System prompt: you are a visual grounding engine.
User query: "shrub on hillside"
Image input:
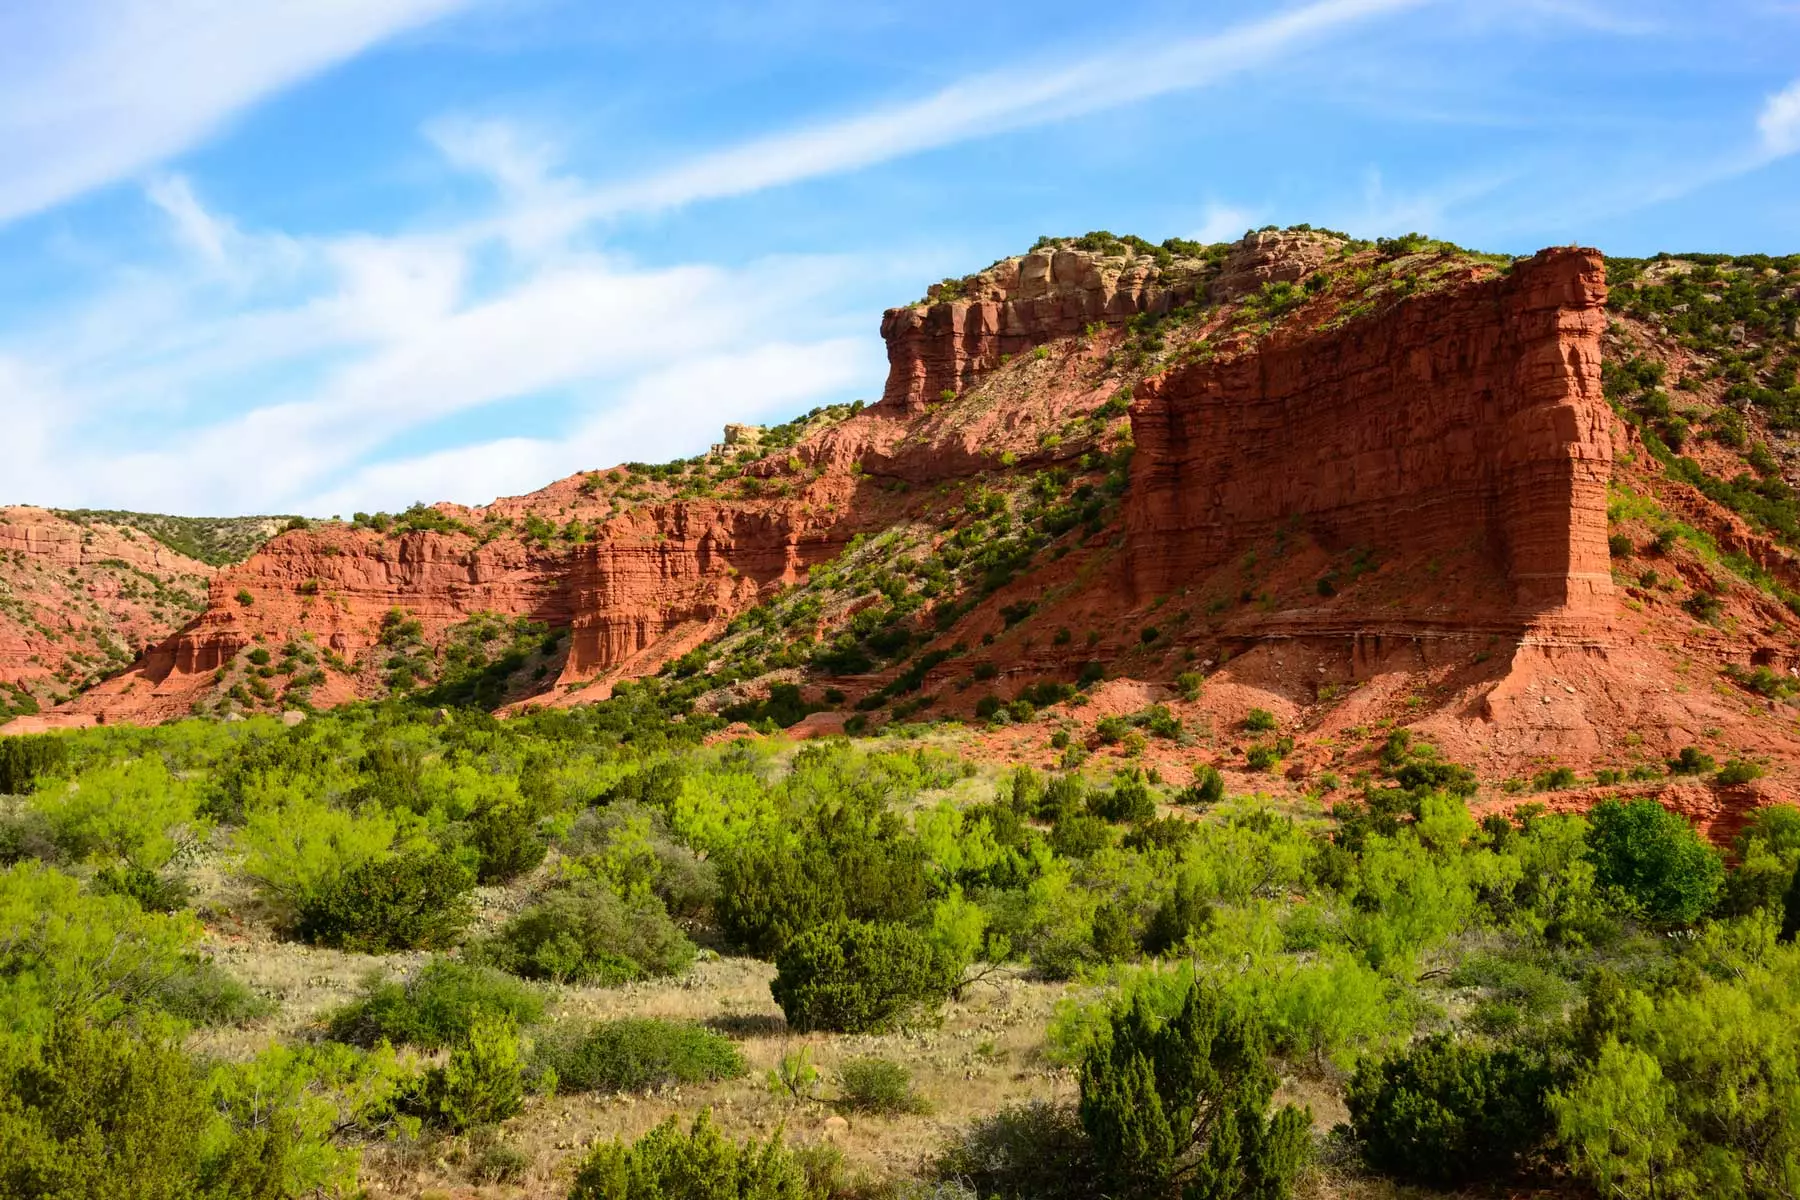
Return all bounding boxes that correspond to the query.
[1584,798,1724,925]
[294,848,475,952]
[469,877,695,984]
[569,1111,818,1200]
[933,1101,1095,1200]
[717,823,929,958]
[0,1017,344,1198]
[1087,771,1156,824]
[770,919,962,1034]
[411,1012,524,1132]
[528,1018,745,1094]
[837,1056,930,1115]
[1347,1034,1555,1187]
[0,734,67,795]
[469,798,549,884]
[1078,983,1308,1199]
[327,957,545,1049]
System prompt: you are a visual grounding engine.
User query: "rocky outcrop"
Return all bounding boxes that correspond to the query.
[879,247,1205,414]
[1125,246,1613,634]
[557,500,857,690]
[877,231,1347,416]
[0,508,212,705]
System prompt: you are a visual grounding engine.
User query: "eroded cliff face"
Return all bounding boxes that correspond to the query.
[1125,246,1614,636]
[0,508,212,712]
[556,499,860,694]
[879,246,1202,415]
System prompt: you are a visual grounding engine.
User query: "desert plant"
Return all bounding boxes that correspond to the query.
[569,1111,818,1200]
[837,1056,930,1115]
[1078,982,1309,1198]
[1585,798,1724,925]
[767,1044,820,1101]
[471,877,695,984]
[326,958,545,1049]
[529,1018,745,1094]
[415,1013,524,1131]
[770,919,961,1034]
[1346,1034,1555,1187]
[294,849,474,953]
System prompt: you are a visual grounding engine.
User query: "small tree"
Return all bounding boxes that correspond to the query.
[1346,1034,1554,1186]
[569,1110,816,1200]
[1078,983,1309,1199]
[770,919,960,1034]
[1585,799,1723,926]
[419,1013,524,1131]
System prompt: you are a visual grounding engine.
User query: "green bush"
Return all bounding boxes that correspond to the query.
[327,957,545,1049]
[529,1018,745,1094]
[0,734,67,795]
[294,848,475,952]
[1585,798,1724,925]
[1243,708,1278,733]
[717,818,928,958]
[1347,1034,1555,1186]
[1087,771,1156,823]
[1078,983,1308,1198]
[471,877,695,984]
[414,1012,524,1132]
[469,798,549,883]
[1180,765,1225,807]
[933,1101,1094,1200]
[569,1110,819,1200]
[150,956,274,1027]
[0,1018,345,1199]
[836,1056,930,1115]
[1668,745,1716,775]
[770,919,961,1034]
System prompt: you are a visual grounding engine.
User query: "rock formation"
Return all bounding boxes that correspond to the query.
[879,246,1207,414]
[1126,246,1613,636]
[0,508,212,711]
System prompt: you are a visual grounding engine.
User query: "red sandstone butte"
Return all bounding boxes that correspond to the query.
[1126,247,1613,637]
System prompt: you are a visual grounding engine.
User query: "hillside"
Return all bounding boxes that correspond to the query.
[7,227,1800,1200]
[0,507,216,718]
[15,228,1800,820]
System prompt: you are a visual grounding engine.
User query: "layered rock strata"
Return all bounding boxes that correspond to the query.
[1124,246,1613,636]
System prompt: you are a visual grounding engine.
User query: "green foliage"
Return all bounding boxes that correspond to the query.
[529,1018,745,1095]
[767,1045,820,1101]
[415,1012,524,1131]
[1242,709,1277,733]
[836,1056,930,1115]
[0,735,67,795]
[326,957,544,1049]
[933,1101,1095,1200]
[569,1110,819,1200]
[0,1017,353,1199]
[1077,982,1308,1199]
[50,509,292,565]
[769,919,962,1034]
[1347,1034,1555,1186]
[1585,798,1723,925]
[1668,745,1717,775]
[471,877,695,984]
[1552,947,1800,1199]
[294,848,475,952]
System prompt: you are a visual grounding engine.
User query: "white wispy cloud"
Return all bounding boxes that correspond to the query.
[1191,203,1260,244]
[0,0,479,224]
[476,0,1430,241]
[1759,78,1800,157]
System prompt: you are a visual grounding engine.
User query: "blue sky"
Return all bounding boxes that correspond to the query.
[1,0,1797,517]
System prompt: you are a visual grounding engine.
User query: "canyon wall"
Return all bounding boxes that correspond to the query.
[0,507,212,700]
[1124,246,1614,635]
[557,501,858,687]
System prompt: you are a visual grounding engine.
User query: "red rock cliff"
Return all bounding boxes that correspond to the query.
[1124,246,1613,634]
